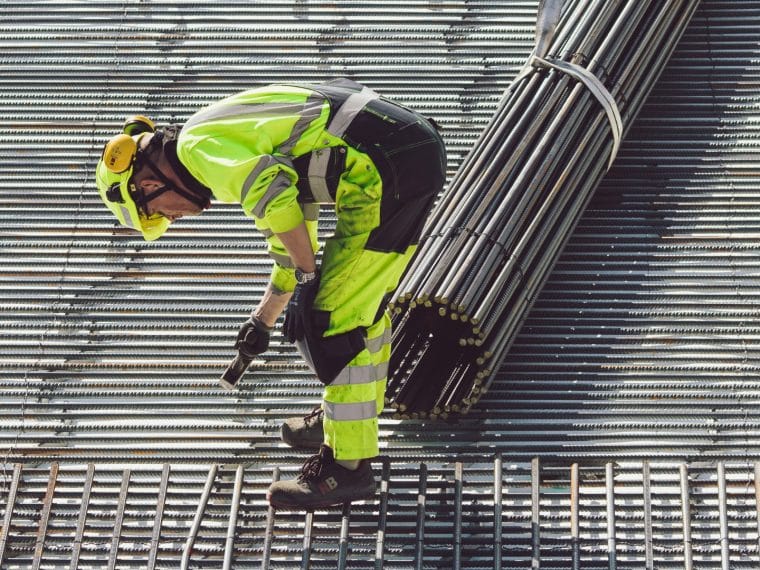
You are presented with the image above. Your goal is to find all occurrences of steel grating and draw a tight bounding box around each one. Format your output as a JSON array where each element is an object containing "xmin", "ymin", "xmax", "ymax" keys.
[
  {"xmin": 3, "ymin": 459, "xmax": 760, "ymax": 569},
  {"xmin": 2, "ymin": 0, "xmax": 760, "ymax": 568}
]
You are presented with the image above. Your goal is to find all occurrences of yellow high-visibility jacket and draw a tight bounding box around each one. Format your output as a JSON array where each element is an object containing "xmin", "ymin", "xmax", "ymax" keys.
[{"xmin": 176, "ymin": 79, "xmax": 385, "ymax": 294}]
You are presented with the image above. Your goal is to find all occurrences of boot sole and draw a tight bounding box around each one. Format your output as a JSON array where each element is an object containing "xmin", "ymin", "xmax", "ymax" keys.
[
  {"xmin": 280, "ymin": 439, "xmax": 323, "ymax": 451},
  {"xmin": 268, "ymin": 490, "xmax": 377, "ymax": 511}
]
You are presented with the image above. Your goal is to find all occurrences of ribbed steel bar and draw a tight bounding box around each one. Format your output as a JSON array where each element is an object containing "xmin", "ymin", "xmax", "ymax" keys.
[
  {"xmin": 680, "ymin": 464, "xmax": 693, "ymax": 570},
  {"xmin": 181, "ymin": 464, "xmax": 218, "ymax": 570},
  {"xmin": 374, "ymin": 458, "xmax": 390, "ymax": 570},
  {"xmin": 717, "ymin": 462, "xmax": 729, "ymax": 570},
  {"xmin": 756, "ymin": 462, "xmax": 760, "ymax": 568},
  {"xmin": 107, "ymin": 468, "xmax": 130, "ymax": 570},
  {"xmin": 222, "ymin": 464, "xmax": 244, "ymax": 570},
  {"xmin": 642, "ymin": 461, "xmax": 653, "ymax": 570},
  {"xmin": 337, "ymin": 503, "xmax": 351, "ymax": 570},
  {"xmin": 388, "ymin": 0, "xmax": 701, "ymax": 415},
  {"xmin": 147, "ymin": 464, "xmax": 170, "ymax": 570},
  {"xmin": 301, "ymin": 511, "xmax": 314, "ymax": 570},
  {"xmin": 570, "ymin": 463, "xmax": 580, "ymax": 570},
  {"xmin": 453, "ymin": 461, "xmax": 463, "ymax": 570},
  {"xmin": 69, "ymin": 463, "xmax": 95, "ymax": 570},
  {"xmin": 414, "ymin": 463, "xmax": 428, "ymax": 570},
  {"xmin": 31, "ymin": 462, "xmax": 58, "ymax": 570},
  {"xmin": 261, "ymin": 467, "xmax": 279, "ymax": 570},
  {"xmin": 531, "ymin": 457, "xmax": 540, "ymax": 570},
  {"xmin": 493, "ymin": 454, "xmax": 503, "ymax": 570},
  {"xmin": 0, "ymin": 464, "xmax": 22, "ymax": 566},
  {"xmin": 606, "ymin": 462, "xmax": 617, "ymax": 570}
]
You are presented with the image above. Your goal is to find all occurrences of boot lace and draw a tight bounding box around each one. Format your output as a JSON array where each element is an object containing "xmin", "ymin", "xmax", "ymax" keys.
[
  {"xmin": 298, "ymin": 446, "xmax": 332, "ymax": 483},
  {"xmin": 303, "ymin": 406, "xmax": 323, "ymax": 427}
]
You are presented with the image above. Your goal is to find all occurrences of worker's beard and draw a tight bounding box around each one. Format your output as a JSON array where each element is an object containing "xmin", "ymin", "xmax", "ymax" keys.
[{"xmin": 156, "ymin": 125, "xmax": 213, "ymax": 211}]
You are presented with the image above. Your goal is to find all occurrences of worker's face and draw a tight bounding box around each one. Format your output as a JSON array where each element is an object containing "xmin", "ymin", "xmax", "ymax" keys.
[
  {"xmin": 136, "ymin": 185, "xmax": 205, "ymax": 221},
  {"xmin": 130, "ymin": 134, "xmax": 206, "ymax": 221}
]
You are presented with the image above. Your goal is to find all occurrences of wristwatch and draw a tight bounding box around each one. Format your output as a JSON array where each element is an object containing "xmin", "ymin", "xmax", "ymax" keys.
[{"xmin": 295, "ymin": 267, "xmax": 318, "ymax": 284}]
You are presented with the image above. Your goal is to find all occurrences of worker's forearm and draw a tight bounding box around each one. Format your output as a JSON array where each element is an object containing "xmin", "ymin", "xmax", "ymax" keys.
[
  {"xmin": 253, "ymin": 284, "xmax": 291, "ymax": 328},
  {"xmin": 276, "ymin": 223, "xmax": 317, "ymax": 272},
  {"xmin": 252, "ymin": 222, "xmax": 315, "ymax": 328}
]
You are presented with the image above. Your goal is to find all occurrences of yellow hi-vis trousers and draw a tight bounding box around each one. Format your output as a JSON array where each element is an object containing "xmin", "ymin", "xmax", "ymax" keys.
[
  {"xmin": 311, "ymin": 239, "xmax": 416, "ymax": 461},
  {"xmin": 322, "ymin": 311, "xmax": 391, "ymax": 460}
]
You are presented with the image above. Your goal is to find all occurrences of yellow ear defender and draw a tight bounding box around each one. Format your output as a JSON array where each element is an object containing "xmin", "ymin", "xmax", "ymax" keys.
[
  {"xmin": 102, "ymin": 115, "xmax": 157, "ymax": 174},
  {"xmin": 102, "ymin": 134, "xmax": 137, "ymax": 173}
]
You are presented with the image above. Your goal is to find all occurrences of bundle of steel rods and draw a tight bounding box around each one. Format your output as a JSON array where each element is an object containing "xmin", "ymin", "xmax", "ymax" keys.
[{"xmin": 386, "ymin": 0, "xmax": 701, "ymax": 418}]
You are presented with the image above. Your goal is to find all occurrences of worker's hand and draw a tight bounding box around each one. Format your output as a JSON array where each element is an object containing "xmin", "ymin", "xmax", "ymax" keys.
[
  {"xmin": 234, "ymin": 316, "xmax": 272, "ymax": 358},
  {"xmin": 283, "ymin": 272, "xmax": 320, "ymax": 343}
]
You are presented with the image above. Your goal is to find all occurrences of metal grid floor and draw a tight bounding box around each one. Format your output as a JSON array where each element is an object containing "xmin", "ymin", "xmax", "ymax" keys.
[{"xmin": 3, "ymin": 458, "xmax": 760, "ymax": 569}]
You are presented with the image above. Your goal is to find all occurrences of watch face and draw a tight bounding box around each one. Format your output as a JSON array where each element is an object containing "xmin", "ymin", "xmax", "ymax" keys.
[{"xmin": 295, "ymin": 269, "xmax": 315, "ymax": 284}]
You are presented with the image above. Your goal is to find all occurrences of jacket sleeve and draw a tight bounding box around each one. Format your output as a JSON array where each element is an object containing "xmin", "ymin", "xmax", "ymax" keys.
[
  {"xmin": 240, "ymin": 154, "xmax": 304, "ymax": 234},
  {"xmin": 254, "ymin": 197, "xmax": 321, "ymax": 294},
  {"xmin": 237, "ymin": 155, "xmax": 321, "ymax": 293}
]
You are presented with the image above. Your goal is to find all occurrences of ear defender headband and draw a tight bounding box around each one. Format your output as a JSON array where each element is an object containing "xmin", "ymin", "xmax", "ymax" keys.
[{"xmin": 101, "ymin": 116, "xmax": 154, "ymax": 175}]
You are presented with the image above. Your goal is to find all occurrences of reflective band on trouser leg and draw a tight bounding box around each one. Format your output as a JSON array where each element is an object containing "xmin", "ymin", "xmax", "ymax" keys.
[
  {"xmin": 323, "ymin": 315, "xmax": 391, "ymax": 460},
  {"xmin": 323, "ymin": 400, "xmax": 376, "ymax": 421},
  {"xmin": 371, "ymin": 312, "xmax": 391, "ymax": 416}
]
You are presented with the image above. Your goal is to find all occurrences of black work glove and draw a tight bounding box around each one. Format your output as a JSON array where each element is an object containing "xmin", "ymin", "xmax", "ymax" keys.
[
  {"xmin": 283, "ymin": 271, "xmax": 320, "ymax": 343},
  {"xmin": 234, "ymin": 316, "xmax": 272, "ymax": 358}
]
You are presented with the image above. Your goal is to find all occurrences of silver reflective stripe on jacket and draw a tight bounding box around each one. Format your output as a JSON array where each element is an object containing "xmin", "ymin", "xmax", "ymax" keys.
[
  {"xmin": 242, "ymin": 155, "xmax": 282, "ymax": 203},
  {"xmin": 278, "ymin": 93, "xmax": 325, "ymax": 153},
  {"xmin": 306, "ymin": 85, "xmax": 381, "ymax": 202},
  {"xmin": 250, "ymin": 170, "xmax": 294, "ymax": 218},
  {"xmin": 269, "ymin": 251, "xmax": 294, "ymax": 268},
  {"xmin": 302, "ymin": 202, "xmax": 319, "ymax": 221},
  {"xmin": 327, "ymin": 86, "xmax": 379, "ymax": 137},
  {"xmin": 183, "ymin": 101, "xmax": 310, "ymax": 131},
  {"xmin": 366, "ymin": 327, "xmax": 392, "ymax": 354},
  {"xmin": 307, "ymin": 148, "xmax": 334, "ymax": 203},
  {"xmin": 329, "ymin": 361, "xmax": 389, "ymax": 387},
  {"xmin": 119, "ymin": 204, "xmax": 139, "ymax": 229}
]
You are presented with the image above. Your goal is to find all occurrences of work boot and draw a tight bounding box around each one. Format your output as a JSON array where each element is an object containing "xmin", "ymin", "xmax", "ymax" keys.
[
  {"xmin": 267, "ymin": 445, "xmax": 377, "ymax": 510},
  {"xmin": 281, "ymin": 406, "xmax": 324, "ymax": 450}
]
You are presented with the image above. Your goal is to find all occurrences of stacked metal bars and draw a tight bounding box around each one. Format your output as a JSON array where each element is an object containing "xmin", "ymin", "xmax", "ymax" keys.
[
  {"xmin": 3, "ymin": 458, "xmax": 760, "ymax": 569},
  {"xmin": 386, "ymin": 0, "xmax": 702, "ymax": 416}
]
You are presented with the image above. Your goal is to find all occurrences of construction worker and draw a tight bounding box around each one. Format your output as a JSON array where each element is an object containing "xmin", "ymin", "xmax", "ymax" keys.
[{"xmin": 95, "ymin": 78, "xmax": 446, "ymax": 509}]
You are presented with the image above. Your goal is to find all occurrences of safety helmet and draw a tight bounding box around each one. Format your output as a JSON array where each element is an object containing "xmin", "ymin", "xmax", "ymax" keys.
[{"xmin": 95, "ymin": 115, "xmax": 171, "ymax": 241}]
